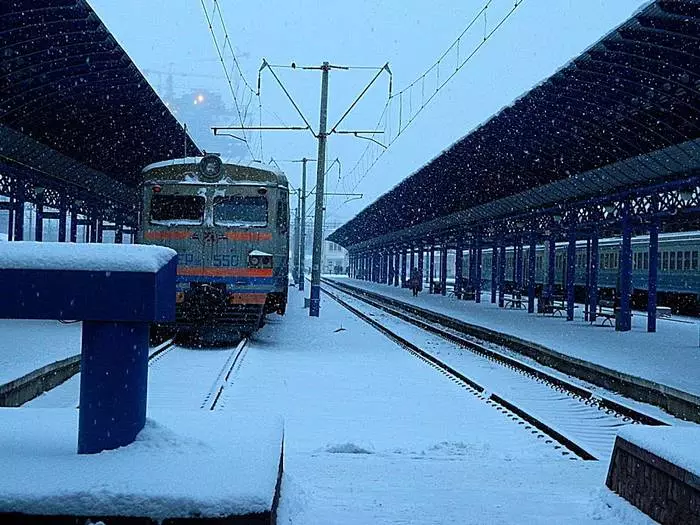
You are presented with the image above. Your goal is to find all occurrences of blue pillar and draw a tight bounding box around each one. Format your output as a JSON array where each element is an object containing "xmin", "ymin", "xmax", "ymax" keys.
[
  {"xmin": 498, "ymin": 242, "xmax": 506, "ymax": 308},
  {"xmin": 618, "ymin": 212, "xmax": 633, "ymax": 332},
  {"xmin": 590, "ymin": 231, "xmax": 599, "ymax": 323},
  {"xmin": 528, "ymin": 234, "xmax": 536, "ymax": 313},
  {"xmin": 13, "ymin": 186, "xmax": 24, "ymax": 241},
  {"xmin": 648, "ymin": 221, "xmax": 659, "ymax": 333},
  {"xmin": 515, "ymin": 240, "xmax": 523, "ymax": 290},
  {"xmin": 58, "ymin": 202, "xmax": 67, "ymax": 243},
  {"xmin": 79, "ymin": 321, "xmax": 149, "ymax": 454},
  {"xmin": 7, "ymin": 196, "xmax": 15, "ymax": 241},
  {"xmin": 409, "ymin": 247, "xmax": 415, "ymax": 274},
  {"xmin": 429, "ymin": 247, "xmax": 435, "ymax": 292},
  {"xmin": 455, "ymin": 242, "xmax": 463, "ymax": 296},
  {"xmin": 400, "ymin": 249, "xmax": 407, "ymax": 286},
  {"xmin": 89, "ymin": 214, "xmax": 98, "ymax": 243},
  {"xmin": 70, "ymin": 210, "xmax": 78, "ymax": 243},
  {"xmin": 440, "ymin": 245, "xmax": 448, "ymax": 296},
  {"xmin": 35, "ymin": 195, "xmax": 44, "ymax": 242},
  {"xmin": 491, "ymin": 244, "xmax": 498, "ymax": 304},
  {"xmin": 417, "ymin": 247, "xmax": 424, "ymax": 291},
  {"xmin": 566, "ymin": 228, "xmax": 576, "ymax": 321},
  {"xmin": 475, "ymin": 236, "xmax": 482, "ymax": 303},
  {"xmin": 546, "ymin": 237, "xmax": 556, "ymax": 302},
  {"xmin": 96, "ymin": 219, "xmax": 104, "ymax": 244},
  {"xmin": 394, "ymin": 251, "xmax": 400, "ymax": 286}
]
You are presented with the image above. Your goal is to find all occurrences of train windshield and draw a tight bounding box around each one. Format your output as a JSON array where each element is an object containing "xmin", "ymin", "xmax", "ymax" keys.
[
  {"xmin": 150, "ymin": 195, "xmax": 205, "ymax": 225},
  {"xmin": 214, "ymin": 196, "xmax": 268, "ymax": 227}
]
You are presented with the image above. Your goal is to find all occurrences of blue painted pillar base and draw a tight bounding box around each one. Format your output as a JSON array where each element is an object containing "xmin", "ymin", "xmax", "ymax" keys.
[
  {"xmin": 78, "ymin": 321, "xmax": 149, "ymax": 454},
  {"xmin": 309, "ymin": 284, "xmax": 321, "ymax": 317}
]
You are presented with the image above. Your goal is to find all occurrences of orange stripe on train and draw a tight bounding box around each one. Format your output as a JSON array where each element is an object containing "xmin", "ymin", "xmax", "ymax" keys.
[
  {"xmin": 225, "ymin": 232, "xmax": 272, "ymax": 241},
  {"xmin": 177, "ymin": 267, "xmax": 273, "ymax": 278},
  {"xmin": 228, "ymin": 293, "xmax": 268, "ymax": 305},
  {"xmin": 144, "ymin": 230, "xmax": 191, "ymax": 240}
]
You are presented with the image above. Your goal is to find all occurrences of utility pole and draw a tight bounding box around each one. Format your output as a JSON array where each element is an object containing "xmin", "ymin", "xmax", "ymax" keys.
[
  {"xmin": 212, "ymin": 60, "xmax": 390, "ymax": 317},
  {"xmin": 309, "ymin": 63, "xmax": 330, "ymax": 317},
  {"xmin": 292, "ymin": 190, "xmax": 300, "ymax": 286},
  {"xmin": 299, "ymin": 158, "xmax": 309, "ymax": 291}
]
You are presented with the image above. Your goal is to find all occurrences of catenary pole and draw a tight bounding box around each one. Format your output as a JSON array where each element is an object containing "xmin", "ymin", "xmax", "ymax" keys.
[
  {"xmin": 299, "ymin": 158, "xmax": 308, "ymax": 291},
  {"xmin": 310, "ymin": 62, "xmax": 330, "ymax": 317}
]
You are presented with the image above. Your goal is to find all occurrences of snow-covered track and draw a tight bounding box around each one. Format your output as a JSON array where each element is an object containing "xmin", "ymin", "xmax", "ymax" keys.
[
  {"xmin": 321, "ymin": 279, "xmax": 667, "ymax": 462},
  {"xmin": 200, "ymin": 338, "xmax": 249, "ymax": 411}
]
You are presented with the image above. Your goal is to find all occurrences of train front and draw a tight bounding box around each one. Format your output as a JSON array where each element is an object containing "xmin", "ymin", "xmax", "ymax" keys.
[{"xmin": 138, "ymin": 155, "xmax": 289, "ymax": 340}]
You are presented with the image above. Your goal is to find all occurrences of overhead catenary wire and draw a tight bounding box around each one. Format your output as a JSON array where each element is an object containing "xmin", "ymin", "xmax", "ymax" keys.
[{"xmin": 340, "ymin": 0, "xmax": 526, "ymax": 198}]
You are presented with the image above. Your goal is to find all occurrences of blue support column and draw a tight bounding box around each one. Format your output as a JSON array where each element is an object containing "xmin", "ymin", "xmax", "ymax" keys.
[
  {"xmin": 394, "ymin": 251, "xmax": 400, "ymax": 286},
  {"xmin": 96, "ymin": 219, "xmax": 104, "ymax": 244},
  {"xmin": 455, "ymin": 242, "xmax": 463, "ymax": 296},
  {"xmin": 35, "ymin": 194, "xmax": 44, "ymax": 242},
  {"xmin": 429, "ymin": 247, "xmax": 435, "ymax": 293},
  {"xmin": 475, "ymin": 236, "xmax": 482, "ymax": 303},
  {"xmin": 498, "ymin": 243, "xmax": 506, "ymax": 307},
  {"xmin": 7, "ymin": 196, "xmax": 15, "ymax": 241},
  {"xmin": 440, "ymin": 245, "xmax": 448, "ymax": 296},
  {"xmin": 584, "ymin": 238, "xmax": 591, "ymax": 321},
  {"xmin": 70, "ymin": 210, "xmax": 78, "ymax": 243},
  {"xmin": 546, "ymin": 237, "xmax": 556, "ymax": 303},
  {"xmin": 400, "ymin": 249, "xmax": 407, "ymax": 286},
  {"xmin": 590, "ymin": 231, "xmax": 599, "ymax": 323},
  {"xmin": 491, "ymin": 244, "xmax": 498, "ymax": 304},
  {"xmin": 528, "ymin": 234, "xmax": 536, "ymax": 313},
  {"xmin": 409, "ymin": 247, "xmax": 415, "ymax": 274},
  {"xmin": 13, "ymin": 186, "xmax": 24, "ymax": 241},
  {"xmin": 566, "ymin": 228, "xmax": 576, "ymax": 321},
  {"xmin": 515, "ymin": 240, "xmax": 523, "ymax": 290},
  {"xmin": 618, "ymin": 212, "xmax": 633, "ymax": 332},
  {"xmin": 58, "ymin": 202, "xmax": 67, "ymax": 243},
  {"xmin": 417, "ymin": 247, "xmax": 424, "ymax": 291},
  {"xmin": 648, "ymin": 221, "xmax": 659, "ymax": 333},
  {"xmin": 79, "ymin": 321, "xmax": 149, "ymax": 454}
]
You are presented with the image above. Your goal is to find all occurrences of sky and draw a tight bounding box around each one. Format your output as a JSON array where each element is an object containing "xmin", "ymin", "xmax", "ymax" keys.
[{"xmin": 88, "ymin": 0, "xmax": 648, "ymax": 227}]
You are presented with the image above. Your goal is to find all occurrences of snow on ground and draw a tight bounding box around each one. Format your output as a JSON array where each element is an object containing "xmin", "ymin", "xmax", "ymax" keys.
[
  {"xmin": 0, "ymin": 408, "xmax": 282, "ymax": 518},
  {"xmin": 619, "ymin": 425, "xmax": 700, "ymax": 477},
  {"xmin": 335, "ymin": 277, "xmax": 700, "ymax": 397},
  {"xmin": 219, "ymin": 292, "xmax": 652, "ymax": 524},
  {"xmin": 20, "ymin": 288, "xmax": 654, "ymax": 523},
  {"xmin": 0, "ymin": 320, "xmax": 80, "ymax": 385}
]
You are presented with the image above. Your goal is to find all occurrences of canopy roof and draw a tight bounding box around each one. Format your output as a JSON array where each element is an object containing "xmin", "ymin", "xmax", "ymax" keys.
[
  {"xmin": 1, "ymin": 0, "xmax": 201, "ymax": 193},
  {"xmin": 330, "ymin": 0, "xmax": 700, "ymax": 247}
]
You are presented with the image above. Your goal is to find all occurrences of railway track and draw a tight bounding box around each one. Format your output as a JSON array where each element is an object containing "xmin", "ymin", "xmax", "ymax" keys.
[
  {"xmin": 201, "ymin": 338, "xmax": 249, "ymax": 411},
  {"xmin": 321, "ymin": 278, "xmax": 667, "ymax": 462}
]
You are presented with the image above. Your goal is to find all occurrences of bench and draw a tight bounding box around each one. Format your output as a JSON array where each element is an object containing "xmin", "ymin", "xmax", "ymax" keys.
[
  {"xmin": 591, "ymin": 300, "xmax": 625, "ymax": 327},
  {"xmin": 504, "ymin": 293, "xmax": 525, "ymax": 309},
  {"xmin": 656, "ymin": 306, "xmax": 672, "ymax": 318}
]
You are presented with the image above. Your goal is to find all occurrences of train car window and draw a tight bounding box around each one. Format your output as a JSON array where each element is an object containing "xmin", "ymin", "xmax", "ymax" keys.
[
  {"xmin": 213, "ymin": 196, "xmax": 268, "ymax": 227},
  {"xmin": 684, "ymin": 251, "xmax": 691, "ymax": 271},
  {"xmin": 150, "ymin": 195, "xmax": 205, "ymax": 224},
  {"xmin": 643, "ymin": 252, "xmax": 649, "ymax": 270},
  {"xmin": 692, "ymin": 251, "xmax": 698, "ymax": 271},
  {"xmin": 670, "ymin": 251, "xmax": 676, "ymax": 271},
  {"xmin": 662, "ymin": 251, "xmax": 669, "ymax": 271}
]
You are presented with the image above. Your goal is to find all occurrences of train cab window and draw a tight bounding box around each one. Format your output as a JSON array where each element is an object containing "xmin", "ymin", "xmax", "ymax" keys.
[
  {"xmin": 150, "ymin": 195, "xmax": 204, "ymax": 224},
  {"xmin": 213, "ymin": 196, "xmax": 268, "ymax": 227}
]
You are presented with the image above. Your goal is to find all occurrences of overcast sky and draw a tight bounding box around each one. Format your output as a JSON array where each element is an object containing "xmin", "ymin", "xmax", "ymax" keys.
[{"xmin": 88, "ymin": 0, "xmax": 647, "ymax": 226}]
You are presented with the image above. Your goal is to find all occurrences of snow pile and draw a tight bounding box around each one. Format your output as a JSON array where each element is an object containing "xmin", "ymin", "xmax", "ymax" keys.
[
  {"xmin": 618, "ymin": 425, "xmax": 700, "ymax": 477},
  {"xmin": 0, "ymin": 408, "xmax": 283, "ymax": 519},
  {"xmin": 0, "ymin": 242, "xmax": 176, "ymax": 273},
  {"xmin": 324, "ymin": 442, "xmax": 374, "ymax": 454}
]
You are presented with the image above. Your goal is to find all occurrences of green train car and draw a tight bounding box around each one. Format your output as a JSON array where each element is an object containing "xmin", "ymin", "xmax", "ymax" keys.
[{"xmin": 138, "ymin": 155, "xmax": 289, "ymax": 341}]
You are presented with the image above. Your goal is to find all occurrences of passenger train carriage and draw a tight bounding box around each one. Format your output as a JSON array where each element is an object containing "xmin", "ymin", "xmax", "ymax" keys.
[
  {"xmin": 468, "ymin": 232, "xmax": 700, "ymax": 315},
  {"xmin": 138, "ymin": 155, "xmax": 289, "ymax": 340}
]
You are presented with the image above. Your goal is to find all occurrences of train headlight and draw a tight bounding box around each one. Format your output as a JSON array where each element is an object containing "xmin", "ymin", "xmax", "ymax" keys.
[
  {"xmin": 262, "ymin": 256, "xmax": 271, "ymax": 267},
  {"xmin": 249, "ymin": 256, "xmax": 260, "ymax": 267},
  {"xmin": 199, "ymin": 154, "xmax": 223, "ymax": 182}
]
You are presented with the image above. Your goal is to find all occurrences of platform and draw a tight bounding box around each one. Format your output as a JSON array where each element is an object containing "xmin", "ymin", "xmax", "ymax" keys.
[
  {"xmin": 333, "ymin": 277, "xmax": 700, "ymax": 400},
  {"xmin": 0, "ymin": 408, "xmax": 283, "ymax": 524}
]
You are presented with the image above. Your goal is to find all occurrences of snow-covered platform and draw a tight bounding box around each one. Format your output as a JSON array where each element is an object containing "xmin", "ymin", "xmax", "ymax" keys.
[
  {"xmin": 332, "ymin": 277, "xmax": 700, "ymax": 401},
  {"xmin": 0, "ymin": 408, "xmax": 284, "ymax": 524}
]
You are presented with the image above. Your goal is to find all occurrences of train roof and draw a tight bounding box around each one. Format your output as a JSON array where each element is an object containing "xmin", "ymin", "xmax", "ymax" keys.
[{"xmin": 141, "ymin": 157, "xmax": 288, "ymax": 188}]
